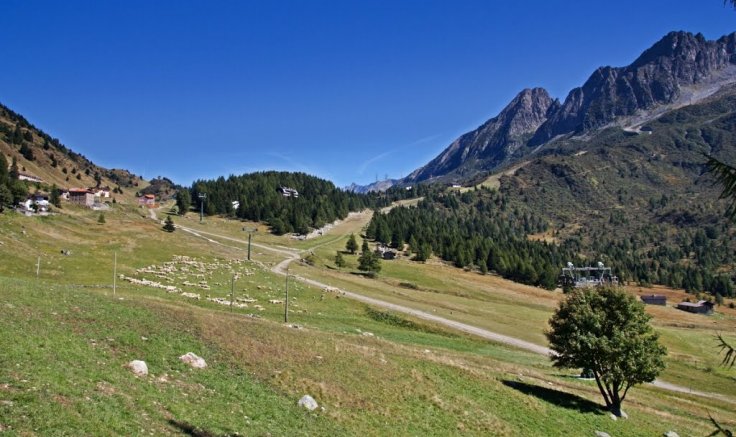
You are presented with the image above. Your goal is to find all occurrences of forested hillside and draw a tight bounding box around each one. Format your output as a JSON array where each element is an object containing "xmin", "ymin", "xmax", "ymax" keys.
[
  {"xmin": 189, "ymin": 172, "xmax": 393, "ymax": 235},
  {"xmin": 365, "ymin": 90, "xmax": 736, "ymax": 298},
  {"xmin": 498, "ymin": 87, "xmax": 736, "ymax": 297},
  {"xmin": 367, "ymin": 187, "xmax": 570, "ymax": 289}
]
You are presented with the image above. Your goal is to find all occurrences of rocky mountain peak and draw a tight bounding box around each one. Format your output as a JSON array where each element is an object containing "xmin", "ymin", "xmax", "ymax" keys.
[
  {"xmin": 530, "ymin": 31, "xmax": 736, "ymax": 145},
  {"xmin": 500, "ymin": 87, "xmax": 559, "ymax": 137},
  {"xmin": 405, "ymin": 87, "xmax": 557, "ymax": 182},
  {"xmin": 393, "ymin": 31, "xmax": 736, "ymax": 188}
]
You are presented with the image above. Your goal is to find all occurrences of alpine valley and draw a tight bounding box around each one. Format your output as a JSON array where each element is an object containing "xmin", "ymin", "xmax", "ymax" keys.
[
  {"xmin": 1, "ymin": 26, "xmax": 735, "ymax": 436},
  {"xmin": 356, "ymin": 31, "xmax": 736, "ymax": 294}
]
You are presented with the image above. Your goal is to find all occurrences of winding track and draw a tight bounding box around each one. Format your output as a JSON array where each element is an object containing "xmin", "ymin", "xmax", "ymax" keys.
[{"xmin": 155, "ymin": 208, "xmax": 734, "ymax": 404}]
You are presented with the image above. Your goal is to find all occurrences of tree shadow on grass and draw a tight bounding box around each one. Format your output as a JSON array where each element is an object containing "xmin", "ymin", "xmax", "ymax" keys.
[
  {"xmin": 168, "ymin": 419, "xmax": 238, "ymax": 437},
  {"xmin": 501, "ymin": 380, "xmax": 606, "ymax": 415}
]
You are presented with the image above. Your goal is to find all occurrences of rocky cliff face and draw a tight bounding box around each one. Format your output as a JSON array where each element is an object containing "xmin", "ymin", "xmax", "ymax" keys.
[
  {"xmin": 407, "ymin": 88, "xmax": 558, "ymax": 182},
  {"xmin": 404, "ymin": 31, "xmax": 736, "ymax": 185},
  {"xmin": 531, "ymin": 31, "xmax": 736, "ymax": 144}
]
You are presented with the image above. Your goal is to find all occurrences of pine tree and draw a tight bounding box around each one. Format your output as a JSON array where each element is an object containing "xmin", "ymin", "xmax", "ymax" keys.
[
  {"xmin": 19, "ymin": 143, "xmax": 34, "ymax": 161},
  {"xmin": 9, "ymin": 157, "xmax": 19, "ymax": 180},
  {"xmin": 163, "ymin": 215, "xmax": 176, "ymax": 232},
  {"xmin": 335, "ymin": 251, "xmax": 346, "ymax": 268},
  {"xmin": 346, "ymin": 233, "xmax": 358, "ymax": 254},
  {"xmin": 0, "ymin": 153, "xmax": 8, "ymax": 184},
  {"xmin": 358, "ymin": 250, "xmax": 381, "ymax": 274},
  {"xmin": 0, "ymin": 185, "xmax": 11, "ymax": 212},
  {"xmin": 176, "ymin": 189, "xmax": 191, "ymax": 215},
  {"xmin": 50, "ymin": 185, "xmax": 62, "ymax": 208}
]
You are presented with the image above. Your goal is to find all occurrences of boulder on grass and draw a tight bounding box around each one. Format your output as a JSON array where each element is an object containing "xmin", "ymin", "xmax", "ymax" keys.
[
  {"xmin": 298, "ymin": 395, "xmax": 318, "ymax": 411},
  {"xmin": 126, "ymin": 360, "xmax": 148, "ymax": 377},
  {"xmin": 179, "ymin": 352, "xmax": 207, "ymax": 369}
]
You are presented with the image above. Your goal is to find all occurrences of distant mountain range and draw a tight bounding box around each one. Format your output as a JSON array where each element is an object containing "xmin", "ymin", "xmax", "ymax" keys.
[{"xmin": 349, "ymin": 31, "xmax": 736, "ymax": 191}]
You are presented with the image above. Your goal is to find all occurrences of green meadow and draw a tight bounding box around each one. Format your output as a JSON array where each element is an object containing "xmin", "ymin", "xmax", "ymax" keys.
[{"xmin": 0, "ymin": 204, "xmax": 734, "ymax": 435}]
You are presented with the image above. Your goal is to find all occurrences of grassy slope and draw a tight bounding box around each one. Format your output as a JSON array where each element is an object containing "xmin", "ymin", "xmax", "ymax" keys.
[{"xmin": 0, "ymin": 205, "xmax": 734, "ymax": 435}]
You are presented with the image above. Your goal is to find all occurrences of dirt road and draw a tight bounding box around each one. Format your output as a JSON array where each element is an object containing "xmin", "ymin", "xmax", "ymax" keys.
[{"xmin": 165, "ymin": 211, "xmax": 734, "ymax": 403}]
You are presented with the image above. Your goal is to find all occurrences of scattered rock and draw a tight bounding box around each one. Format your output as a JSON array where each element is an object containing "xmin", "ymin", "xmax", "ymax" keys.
[
  {"xmin": 287, "ymin": 324, "xmax": 303, "ymax": 330},
  {"xmin": 298, "ymin": 395, "xmax": 319, "ymax": 411},
  {"xmin": 0, "ymin": 400, "xmax": 14, "ymax": 407},
  {"xmin": 126, "ymin": 360, "xmax": 148, "ymax": 377},
  {"xmin": 179, "ymin": 352, "xmax": 207, "ymax": 369},
  {"xmin": 664, "ymin": 432, "xmax": 679, "ymax": 437},
  {"xmin": 595, "ymin": 432, "xmax": 611, "ymax": 437}
]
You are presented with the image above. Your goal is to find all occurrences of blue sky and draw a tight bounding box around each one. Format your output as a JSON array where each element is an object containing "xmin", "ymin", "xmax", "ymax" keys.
[{"xmin": 1, "ymin": 1, "xmax": 734, "ymax": 188}]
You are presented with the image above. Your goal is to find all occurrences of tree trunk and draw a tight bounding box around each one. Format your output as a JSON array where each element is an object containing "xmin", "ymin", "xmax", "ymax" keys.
[
  {"xmin": 609, "ymin": 390, "xmax": 624, "ymax": 418},
  {"xmin": 609, "ymin": 401, "xmax": 624, "ymax": 418}
]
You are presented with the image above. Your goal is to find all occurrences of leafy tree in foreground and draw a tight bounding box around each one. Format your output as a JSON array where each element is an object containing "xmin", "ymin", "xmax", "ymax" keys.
[
  {"xmin": 163, "ymin": 215, "xmax": 176, "ymax": 232},
  {"xmin": 546, "ymin": 287, "xmax": 666, "ymax": 417},
  {"xmin": 346, "ymin": 233, "xmax": 358, "ymax": 254}
]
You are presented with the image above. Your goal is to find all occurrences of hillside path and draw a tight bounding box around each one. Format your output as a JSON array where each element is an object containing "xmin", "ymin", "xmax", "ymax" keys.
[{"xmin": 160, "ymin": 209, "xmax": 734, "ymax": 404}]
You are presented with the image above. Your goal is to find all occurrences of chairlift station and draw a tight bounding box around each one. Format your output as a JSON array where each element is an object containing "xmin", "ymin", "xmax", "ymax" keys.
[{"xmin": 560, "ymin": 261, "xmax": 619, "ymax": 288}]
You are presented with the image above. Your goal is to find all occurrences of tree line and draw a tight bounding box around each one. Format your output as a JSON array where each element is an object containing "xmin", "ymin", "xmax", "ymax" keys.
[
  {"xmin": 366, "ymin": 187, "xmax": 572, "ymax": 289},
  {"xmin": 179, "ymin": 171, "xmax": 400, "ymax": 235}
]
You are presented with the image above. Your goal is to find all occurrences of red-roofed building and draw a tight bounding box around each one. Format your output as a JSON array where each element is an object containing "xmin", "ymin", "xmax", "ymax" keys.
[
  {"xmin": 138, "ymin": 194, "xmax": 157, "ymax": 208},
  {"xmin": 68, "ymin": 189, "xmax": 95, "ymax": 207}
]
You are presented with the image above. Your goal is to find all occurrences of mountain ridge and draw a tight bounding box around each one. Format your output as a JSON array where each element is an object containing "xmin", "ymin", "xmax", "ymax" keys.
[{"xmin": 397, "ymin": 30, "xmax": 736, "ymax": 187}]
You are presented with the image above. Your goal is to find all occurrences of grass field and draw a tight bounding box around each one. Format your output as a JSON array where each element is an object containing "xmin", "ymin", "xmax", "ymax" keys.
[{"xmin": 1, "ymin": 204, "xmax": 735, "ymax": 435}]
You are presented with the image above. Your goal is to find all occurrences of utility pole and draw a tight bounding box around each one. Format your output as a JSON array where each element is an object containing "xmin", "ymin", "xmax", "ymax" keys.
[
  {"xmin": 113, "ymin": 252, "xmax": 117, "ymax": 297},
  {"xmin": 198, "ymin": 193, "xmax": 207, "ymax": 223},
  {"xmin": 284, "ymin": 266, "xmax": 289, "ymax": 323},
  {"xmin": 242, "ymin": 227, "xmax": 257, "ymax": 260},
  {"xmin": 230, "ymin": 275, "xmax": 235, "ymax": 312}
]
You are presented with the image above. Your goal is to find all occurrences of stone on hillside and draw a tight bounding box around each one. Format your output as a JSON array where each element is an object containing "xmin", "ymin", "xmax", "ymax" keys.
[
  {"xmin": 664, "ymin": 432, "xmax": 679, "ymax": 437},
  {"xmin": 298, "ymin": 395, "xmax": 318, "ymax": 411},
  {"xmin": 179, "ymin": 352, "xmax": 207, "ymax": 369},
  {"xmin": 595, "ymin": 432, "xmax": 611, "ymax": 437},
  {"xmin": 126, "ymin": 360, "xmax": 148, "ymax": 377}
]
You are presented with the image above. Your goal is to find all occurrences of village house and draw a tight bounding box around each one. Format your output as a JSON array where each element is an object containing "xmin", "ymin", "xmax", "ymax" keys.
[
  {"xmin": 138, "ymin": 194, "xmax": 157, "ymax": 208},
  {"xmin": 68, "ymin": 188, "xmax": 95, "ymax": 207},
  {"xmin": 676, "ymin": 300, "xmax": 714, "ymax": 315},
  {"xmin": 17, "ymin": 172, "xmax": 43, "ymax": 183},
  {"xmin": 374, "ymin": 244, "xmax": 397, "ymax": 260},
  {"xmin": 19, "ymin": 193, "xmax": 50, "ymax": 214},
  {"xmin": 91, "ymin": 186, "xmax": 111, "ymax": 199},
  {"xmin": 640, "ymin": 294, "xmax": 667, "ymax": 306}
]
